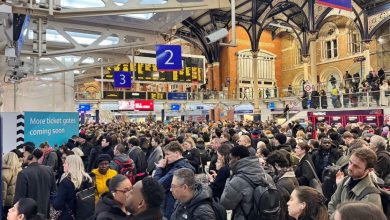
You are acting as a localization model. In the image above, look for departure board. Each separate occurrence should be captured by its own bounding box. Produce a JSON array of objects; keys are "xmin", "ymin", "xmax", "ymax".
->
[{"xmin": 106, "ymin": 52, "xmax": 205, "ymax": 84}]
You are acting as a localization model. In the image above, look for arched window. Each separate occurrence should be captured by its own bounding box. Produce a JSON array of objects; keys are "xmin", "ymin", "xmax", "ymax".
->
[{"xmin": 319, "ymin": 22, "xmax": 339, "ymax": 60}]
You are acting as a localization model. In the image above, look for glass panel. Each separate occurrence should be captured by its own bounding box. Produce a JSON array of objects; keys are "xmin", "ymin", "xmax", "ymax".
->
[
  {"xmin": 28, "ymin": 29, "xmax": 70, "ymax": 44},
  {"xmin": 140, "ymin": 0, "xmax": 167, "ymax": 4},
  {"xmin": 98, "ymin": 35, "xmax": 120, "ymax": 46},
  {"xmin": 61, "ymin": 0, "xmax": 105, "ymax": 8},
  {"xmin": 65, "ymin": 31, "xmax": 101, "ymax": 45},
  {"xmin": 119, "ymin": 13, "xmax": 155, "ymax": 20}
]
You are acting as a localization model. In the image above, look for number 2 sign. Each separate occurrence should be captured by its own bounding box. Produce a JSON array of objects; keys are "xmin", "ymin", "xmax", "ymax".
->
[
  {"xmin": 156, "ymin": 45, "xmax": 182, "ymax": 71},
  {"xmin": 113, "ymin": 71, "xmax": 132, "ymax": 88}
]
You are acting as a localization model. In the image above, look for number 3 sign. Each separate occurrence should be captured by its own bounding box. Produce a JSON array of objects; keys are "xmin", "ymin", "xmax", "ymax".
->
[
  {"xmin": 113, "ymin": 71, "xmax": 132, "ymax": 88},
  {"xmin": 156, "ymin": 45, "xmax": 182, "ymax": 71}
]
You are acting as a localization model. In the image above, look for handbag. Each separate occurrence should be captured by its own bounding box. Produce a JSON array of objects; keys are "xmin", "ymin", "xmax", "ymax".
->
[
  {"xmin": 49, "ymin": 206, "xmax": 62, "ymax": 220},
  {"xmin": 305, "ymin": 160, "xmax": 324, "ymax": 195},
  {"xmin": 385, "ymin": 90, "xmax": 390, "ymax": 97}
]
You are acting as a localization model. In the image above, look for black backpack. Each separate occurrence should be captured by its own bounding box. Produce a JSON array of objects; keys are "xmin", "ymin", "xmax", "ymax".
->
[
  {"xmin": 71, "ymin": 181, "xmax": 95, "ymax": 220},
  {"xmin": 239, "ymin": 174, "xmax": 281, "ymax": 220},
  {"xmin": 356, "ymin": 185, "xmax": 390, "ymax": 219},
  {"xmin": 321, "ymin": 162, "xmax": 349, "ymax": 202},
  {"xmin": 189, "ymin": 197, "xmax": 227, "ymax": 220}
]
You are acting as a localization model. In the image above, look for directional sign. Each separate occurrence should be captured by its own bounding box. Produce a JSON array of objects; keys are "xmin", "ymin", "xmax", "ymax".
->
[
  {"xmin": 156, "ymin": 45, "xmax": 182, "ymax": 71},
  {"xmin": 79, "ymin": 104, "xmax": 90, "ymax": 111},
  {"xmin": 317, "ymin": 0, "xmax": 352, "ymax": 11},
  {"xmin": 113, "ymin": 71, "xmax": 131, "ymax": 88}
]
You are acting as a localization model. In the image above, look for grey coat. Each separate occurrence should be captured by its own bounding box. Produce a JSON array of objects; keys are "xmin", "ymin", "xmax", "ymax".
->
[
  {"xmin": 170, "ymin": 184, "xmax": 216, "ymax": 220},
  {"xmin": 328, "ymin": 174, "xmax": 382, "ymax": 220},
  {"xmin": 220, "ymin": 156, "xmax": 268, "ymax": 220},
  {"xmin": 147, "ymin": 146, "xmax": 163, "ymax": 174}
]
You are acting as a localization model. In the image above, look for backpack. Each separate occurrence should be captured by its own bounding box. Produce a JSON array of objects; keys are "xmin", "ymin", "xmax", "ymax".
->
[
  {"xmin": 321, "ymin": 164, "xmax": 342, "ymax": 201},
  {"xmin": 189, "ymin": 197, "xmax": 227, "ymax": 220},
  {"xmin": 72, "ymin": 182, "xmax": 95, "ymax": 220},
  {"xmin": 239, "ymin": 174, "xmax": 281, "ymax": 220},
  {"xmin": 356, "ymin": 185, "xmax": 390, "ymax": 219},
  {"xmin": 114, "ymin": 159, "xmax": 136, "ymax": 182}
]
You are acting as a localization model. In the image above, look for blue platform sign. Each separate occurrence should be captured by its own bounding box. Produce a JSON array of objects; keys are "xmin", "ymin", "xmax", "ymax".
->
[
  {"xmin": 317, "ymin": 0, "xmax": 352, "ymax": 11},
  {"xmin": 171, "ymin": 104, "xmax": 180, "ymax": 111},
  {"xmin": 113, "ymin": 71, "xmax": 132, "ymax": 88},
  {"xmin": 168, "ymin": 92, "xmax": 187, "ymax": 100},
  {"xmin": 79, "ymin": 104, "xmax": 91, "ymax": 111},
  {"xmin": 24, "ymin": 112, "xmax": 79, "ymax": 147},
  {"xmin": 156, "ymin": 45, "xmax": 182, "ymax": 71}
]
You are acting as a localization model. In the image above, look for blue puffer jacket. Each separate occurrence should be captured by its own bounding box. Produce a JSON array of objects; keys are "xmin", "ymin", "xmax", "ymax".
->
[{"xmin": 153, "ymin": 158, "xmax": 195, "ymax": 220}]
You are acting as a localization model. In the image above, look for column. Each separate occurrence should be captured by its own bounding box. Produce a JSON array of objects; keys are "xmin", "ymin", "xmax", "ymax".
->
[
  {"xmin": 207, "ymin": 63, "xmax": 213, "ymax": 90},
  {"xmin": 303, "ymin": 56, "xmax": 310, "ymax": 81},
  {"xmin": 212, "ymin": 62, "xmax": 221, "ymax": 91},
  {"xmin": 252, "ymin": 51, "xmax": 260, "ymax": 121},
  {"xmin": 363, "ymin": 42, "xmax": 371, "ymax": 78},
  {"xmin": 310, "ymin": 40, "xmax": 317, "ymax": 84}
]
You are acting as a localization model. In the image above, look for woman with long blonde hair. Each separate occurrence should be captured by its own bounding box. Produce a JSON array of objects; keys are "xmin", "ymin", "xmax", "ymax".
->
[
  {"xmin": 52, "ymin": 155, "xmax": 94, "ymax": 219},
  {"xmin": 2, "ymin": 152, "xmax": 22, "ymax": 217}
]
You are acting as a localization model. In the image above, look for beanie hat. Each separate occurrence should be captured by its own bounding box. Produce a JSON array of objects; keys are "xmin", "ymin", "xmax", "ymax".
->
[
  {"xmin": 97, "ymin": 154, "xmax": 111, "ymax": 164},
  {"xmin": 230, "ymin": 146, "xmax": 250, "ymax": 159},
  {"xmin": 275, "ymin": 133, "xmax": 287, "ymax": 144}
]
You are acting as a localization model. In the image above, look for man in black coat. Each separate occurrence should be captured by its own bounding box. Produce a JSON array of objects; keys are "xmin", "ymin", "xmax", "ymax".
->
[
  {"xmin": 128, "ymin": 137, "xmax": 147, "ymax": 174},
  {"xmin": 311, "ymin": 138, "xmax": 341, "ymax": 181},
  {"xmin": 14, "ymin": 145, "xmax": 56, "ymax": 219},
  {"xmin": 126, "ymin": 177, "xmax": 164, "ymax": 220},
  {"xmin": 88, "ymin": 135, "xmax": 114, "ymax": 172}
]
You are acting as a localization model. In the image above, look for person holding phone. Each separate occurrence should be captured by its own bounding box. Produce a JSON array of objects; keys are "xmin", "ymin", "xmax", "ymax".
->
[{"xmin": 209, "ymin": 143, "xmax": 232, "ymax": 199}]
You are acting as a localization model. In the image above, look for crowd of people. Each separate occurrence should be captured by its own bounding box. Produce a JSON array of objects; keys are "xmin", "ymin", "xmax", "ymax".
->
[{"xmin": 2, "ymin": 119, "xmax": 390, "ymax": 220}]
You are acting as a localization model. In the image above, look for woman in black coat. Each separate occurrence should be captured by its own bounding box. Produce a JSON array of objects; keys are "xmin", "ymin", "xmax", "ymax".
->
[
  {"xmin": 209, "ymin": 143, "xmax": 232, "ymax": 199},
  {"xmin": 294, "ymin": 142, "xmax": 316, "ymax": 187},
  {"xmin": 182, "ymin": 139, "xmax": 201, "ymax": 173},
  {"xmin": 95, "ymin": 174, "xmax": 132, "ymax": 220},
  {"xmin": 53, "ymin": 155, "xmax": 94, "ymax": 220}
]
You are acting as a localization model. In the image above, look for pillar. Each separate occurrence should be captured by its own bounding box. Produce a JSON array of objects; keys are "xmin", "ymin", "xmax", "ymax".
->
[
  {"xmin": 251, "ymin": 51, "xmax": 260, "ymax": 122},
  {"xmin": 363, "ymin": 42, "xmax": 371, "ymax": 78},
  {"xmin": 211, "ymin": 62, "xmax": 221, "ymax": 91},
  {"xmin": 303, "ymin": 56, "xmax": 310, "ymax": 81},
  {"xmin": 310, "ymin": 40, "xmax": 317, "ymax": 84},
  {"xmin": 207, "ymin": 63, "xmax": 213, "ymax": 90}
]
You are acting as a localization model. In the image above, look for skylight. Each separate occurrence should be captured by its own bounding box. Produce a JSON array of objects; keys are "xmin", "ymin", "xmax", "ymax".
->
[
  {"xmin": 61, "ymin": 0, "xmax": 105, "ymax": 8},
  {"xmin": 119, "ymin": 13, "xmax": 156, "ymax": 20},
  {"xmin": 28, "ymin": 29, "xmax": 118, "ymax": 46},
  {"xmin": 140, "ymin": 0, "xmax": 167, "ymax": 4}
]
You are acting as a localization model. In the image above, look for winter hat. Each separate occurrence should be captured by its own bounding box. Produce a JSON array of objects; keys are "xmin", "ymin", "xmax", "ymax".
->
[
  {"xmin": 230, "ymin": 146, "xmax": 250, "ymax": 159},
  {"xmin": 97, "ymin": 154, "xmax": 111, "ymax": 164}
]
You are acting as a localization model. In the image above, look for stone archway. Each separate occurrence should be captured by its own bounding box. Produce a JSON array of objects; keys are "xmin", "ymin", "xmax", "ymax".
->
[{"xmin": 319, "ymin": 66, "xmax": 343, "ymax": 92}]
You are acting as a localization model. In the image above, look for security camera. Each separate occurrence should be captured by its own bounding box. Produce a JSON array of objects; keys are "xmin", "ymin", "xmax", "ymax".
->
[{"xmin": 205, "ymin": 28, "xmax": 229, "ymax": 44}]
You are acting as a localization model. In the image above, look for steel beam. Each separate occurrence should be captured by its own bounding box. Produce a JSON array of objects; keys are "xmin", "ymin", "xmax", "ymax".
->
[{"xmin": 10, "ymin": 0, "xmax": 230, "ymax": 18}]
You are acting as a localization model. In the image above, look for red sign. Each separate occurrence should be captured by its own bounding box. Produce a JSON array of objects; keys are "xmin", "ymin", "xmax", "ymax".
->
[{"xmin": 134, "ymin": 100, "xmax": 154, "ymax": 111}]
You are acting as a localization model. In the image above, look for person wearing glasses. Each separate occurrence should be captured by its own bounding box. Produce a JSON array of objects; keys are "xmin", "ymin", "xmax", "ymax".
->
[
  {"xmin": 91, "ymin": 154, "xmax": 118, "ymax": 202},
  {"xmin": 52, "ymin": 155, "xmax": 93, "ymax": 220},
  {"xmin": 95, "ymin": 174, "xmax": 132, "ymax": 220}
]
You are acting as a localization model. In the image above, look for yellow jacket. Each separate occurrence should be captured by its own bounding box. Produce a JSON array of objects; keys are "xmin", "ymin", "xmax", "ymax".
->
[{"xmin": 91, "ymin": 168, "xmax": 117, "ymax": 203}]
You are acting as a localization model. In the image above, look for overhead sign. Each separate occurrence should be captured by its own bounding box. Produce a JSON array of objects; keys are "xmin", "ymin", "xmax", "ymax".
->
[
  {"xmin": 134, "ymin": 100, "xmax": 154, "ymax": 111},
  {"xmin": 24, "ymin": 112, "xmax": 79, "ymax": 147},
  {"xmin": 103, "ymin": 91, "xmax": 124, "ymax": 99},
  {"xmin": 168, "ymin": 92, "xmax": 188, "ymax": 100},
  {"xmin": 317, "ymin": 0, "xmax": 352, "ymax": 11},
  {"xmin": 113, "ymin": 71, "xmax": 132, "ymax": 88},
  {"xmin": 79, "ymin": 104, "xmax": 91, "ymax": 111},
  {"xmin": 106, "ymin": 50, "xmax": 205, "ymax": 84},
  {"xmin": 171, "ymin": 104, "xmax": 180, "ymax": 111},
  {"xmin": 156, "ymin": 44, "xmax": 182, "ymax": 71},
  {"xmin": 147, "ymin": 92, "xmax": 167, "ymax": 100},
  {"xmin": 125, "ymin": 92, "xmax": 147, "ymax": 99}
]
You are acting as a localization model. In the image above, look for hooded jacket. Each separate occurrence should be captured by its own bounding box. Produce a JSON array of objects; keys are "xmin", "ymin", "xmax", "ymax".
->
[
  {"xmin": 170, "ymin": 184, "xmax": 216, "ymax": 220},
  {"xmin": 153, "ymin": 158, "xmax": 195, "ymax": 220},
  {"xmin": 95, "ymin": 192, "xmax": 129, "ymax": 220},
  {"xmin": 91, "ymin": 168, "xmax": 118, "ymax": 202},
  {"xmin": 220, "ymin": 156, "xmax": 269, "ymax": 220},
  {"xmin": 2, "ymin": 165, "xmax": 20, "ymax": 207}
]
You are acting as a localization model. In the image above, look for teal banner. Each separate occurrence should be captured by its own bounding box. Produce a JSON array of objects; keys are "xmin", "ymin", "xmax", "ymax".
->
[{"xmin": 24, "ymin": 112, "xmax": 79, "ymax": 147}]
